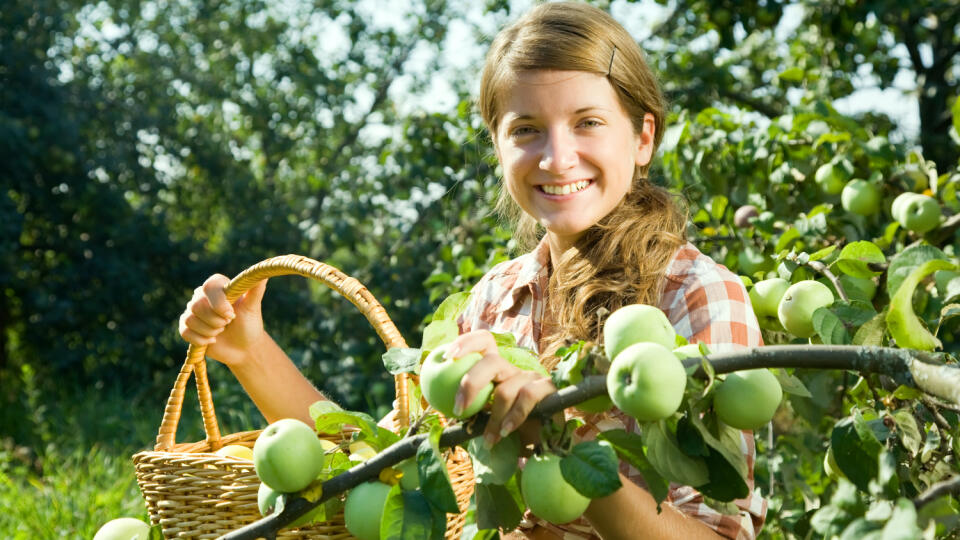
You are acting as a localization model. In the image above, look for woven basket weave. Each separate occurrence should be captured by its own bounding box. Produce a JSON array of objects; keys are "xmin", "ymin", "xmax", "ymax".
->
[{"xmin": 133, "ymin": 255, "xmax": 475, "ymax": 539}]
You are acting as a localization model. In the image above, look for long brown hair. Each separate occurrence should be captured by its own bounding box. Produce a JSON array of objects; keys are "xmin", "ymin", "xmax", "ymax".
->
[{"xmin": 478, "ymin": 2, "xmax": 688, "ymax": 362}]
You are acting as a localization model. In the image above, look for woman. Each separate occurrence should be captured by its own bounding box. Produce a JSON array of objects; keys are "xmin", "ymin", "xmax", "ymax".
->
[{"xmin": 179, "ymin": 3, "xmax": 766, "ymax": 538}]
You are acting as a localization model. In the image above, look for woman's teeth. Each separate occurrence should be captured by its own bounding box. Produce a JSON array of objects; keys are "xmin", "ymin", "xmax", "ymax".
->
[{"xmin": 540, "ymin": 180, "xmax": 591, "ymax": 195}]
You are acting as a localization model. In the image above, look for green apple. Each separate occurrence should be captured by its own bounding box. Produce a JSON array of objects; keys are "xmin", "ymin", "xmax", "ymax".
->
[
  {"xmin": 738, "ymin": 246, "xmax": 771, "ymax": 276},
  {"xmin": 467, "ymin": 432, "xmax": 521, "ymax": 485},
  {"xmin": 891, "ymin": 192, "xmax": 922, "ymax": 223},
  {"xmin": 419, "ymin": 343, "xmax": 492, "ymax": 418},
  {"xmin": 258, "ymin": 482, "xmax": 324, "ymax": 527},
  {"xmin": 396, "ymin": 457, "xmax": 420, "ymax": 490},
  {"xmin": 840, "ymin": 179, "xmax": 881, "ymax": 216},
  {"xmin": 344, "ymin": 481, "xmax": 392, "ymax": 540},
  {"xmin": 521, "ymin": 453, "xmax": 591, "ymax": 524},
  {"xmin": 603, "ymin": 304, "xmax": 677, "ymax": 361},
  {"xmin": 733, "ymin": 205, "xmax": 759, "ymax": 227},
  {"xmin": 749, "ymin": 278, "xmax": 791, "ymax": 330},
  {"xmin": 823, "ymin": 446, "xmax": 845, "ymax": 480},
  {"xmin": 673, "ymin": 343, "xmax": 709, "ymax": 360},
  {"xmin": 897, "ymin": 194, "xmax": 941, "ymax": 233},
  {"xmin": 93, "ymin": 517, "xmax": 152, "ymax": 540},
  {"xmin": 713, "ymin": 369, "xmax": 783, "ymax": 430},
  {"xmin": 777, "ymin": 280, "xmax": 834, "ymax": 338},
  {"xmin": 814, "ymin": 159, "xmax": 852, "ymax": 195},
  {"xmin": 253, "ymin": 418, "xmax": 326, "ymax": 493},
  {"xmin": 606, "ymin": 342, "xmax": 687, "ymax": 422}
]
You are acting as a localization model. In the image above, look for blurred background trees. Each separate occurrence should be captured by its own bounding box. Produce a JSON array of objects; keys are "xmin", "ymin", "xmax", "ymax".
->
[{"xmin": 2, "ymin": 0, "xmax": 957, "ymax": 476}]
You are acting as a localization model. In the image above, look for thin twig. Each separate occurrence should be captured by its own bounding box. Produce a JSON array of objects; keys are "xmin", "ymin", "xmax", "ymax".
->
[{"xmin": 807, "ymin": 260, "xmax": 850, "ymax": 302}]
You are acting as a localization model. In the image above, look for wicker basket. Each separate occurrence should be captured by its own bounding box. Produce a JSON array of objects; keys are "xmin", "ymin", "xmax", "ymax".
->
[{"xmin": 133, "ymin": 254, "xmax": 475, "ymax": 539}]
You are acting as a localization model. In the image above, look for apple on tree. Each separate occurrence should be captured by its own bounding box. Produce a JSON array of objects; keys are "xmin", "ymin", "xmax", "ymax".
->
[
  {"xmin": 253, "ymin": 418, "xmax": 327, "ymax": 493},
  {"xmin": 777, "ymin": 280, "xmax": 835, "ymax": 338},
  {"xmin": 521, "ymin": 452, "xmax": 592, "ymax": 524},
  {"xmin": 749, "ymin": 278, "xmax": 791, "ymax": 331},
  {"xmin": 258, "ymin": 481, "xmax": 325, "ymax": 527},
  {"xmin": 713, "ymin": 369, "xmax": 783, "ymax": 430},
  {"xmin": 344, "ymin": 480, "xmax": 393, "ymax": 540},
  {"xmin": 814, "ymin": 159, "xmax": 853, "ymax": 195},
  {"xmin": 419, "ymin": 343, "xmax": 493, "ymax": 419},
  {"xmin": 840, "ymin": 179, "xmax": 881, "ymax": 216},
  {"xmin": 93, "ymin": 517, "xmax": 152, "ymax": 540},
  {"xmin": 606, "ymin": 342, "xmax": 687, "ymax": 423},
  {"xmin": 603, "ymin": 303, "xmax": 677, "ymax": 361},
  {"xmin": 738, "ymin": 246, "xmax": 771, "ymax": 277},
  {"xmin": 895, "ymin": 193, "xmax": 941, "ymax": 233}
]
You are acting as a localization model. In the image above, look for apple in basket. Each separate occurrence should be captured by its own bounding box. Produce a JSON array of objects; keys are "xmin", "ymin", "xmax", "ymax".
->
[
  {"xmin": 253, "ymin": 418, "xmax": 327, "ymax": 493},
  {"xmin": 93, "ymin": 517, "xmax": 152, "ymax": 540}
]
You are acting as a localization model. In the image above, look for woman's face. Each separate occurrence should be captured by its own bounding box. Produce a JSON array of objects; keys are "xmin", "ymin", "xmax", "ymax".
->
[{"xmin": 494, "ymin": 70, "xmax": 655, "ymax": 248}]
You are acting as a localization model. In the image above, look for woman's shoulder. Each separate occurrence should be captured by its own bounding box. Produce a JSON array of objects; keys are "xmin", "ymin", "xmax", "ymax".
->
[{"xmin": 662, "ymin": 242, "xmax": 741, "ymax": 289}]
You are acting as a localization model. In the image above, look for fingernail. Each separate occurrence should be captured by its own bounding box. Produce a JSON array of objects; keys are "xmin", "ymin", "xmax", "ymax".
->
[
  {"xmin": 483, "ymin": 433, "xmax": 495, "ymax": 450},
  {"xmin": 452, "ymin": 394, "xmax": 464, "ymax": 417},
  {"xmin": 500, "ymin": 421, "xmax": 514, "ymax": 438}
]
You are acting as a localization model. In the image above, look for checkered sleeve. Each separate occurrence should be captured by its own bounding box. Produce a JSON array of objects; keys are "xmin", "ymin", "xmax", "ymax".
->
[{"xmin": 655, "ymin": 243, "xmax": 767, "ymax": 538}]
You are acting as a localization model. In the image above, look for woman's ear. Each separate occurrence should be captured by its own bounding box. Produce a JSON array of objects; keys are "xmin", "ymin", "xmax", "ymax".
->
[{"xmin": 634, "ymin": 113, "xmax": 656, "ymax": 168}]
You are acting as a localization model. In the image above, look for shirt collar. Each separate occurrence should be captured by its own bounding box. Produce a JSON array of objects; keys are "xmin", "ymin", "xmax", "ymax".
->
[{"xmin": 497, "ymin": 236, "xmax": 552, "ymax": 313}]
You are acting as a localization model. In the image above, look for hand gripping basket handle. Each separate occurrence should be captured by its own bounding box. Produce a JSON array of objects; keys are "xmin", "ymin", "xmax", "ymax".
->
[{"xmin": 154, "ymin": 254, "xmax": 410, "ymax": 451}]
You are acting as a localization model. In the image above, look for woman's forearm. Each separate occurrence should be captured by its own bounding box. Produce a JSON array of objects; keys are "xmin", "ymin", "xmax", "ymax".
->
[
  {"xmin": 228, "ymin": 332, "xmax": 326, "ymax": 425},
  {"xmin": 583, "ymin": 473, "xmax": 723, "ymax": 540}
]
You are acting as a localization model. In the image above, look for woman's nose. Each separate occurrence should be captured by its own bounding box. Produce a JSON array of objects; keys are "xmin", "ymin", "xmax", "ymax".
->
[{"xmin": 538, "ymin": 130, "xmax": 578, "ymax": 172}]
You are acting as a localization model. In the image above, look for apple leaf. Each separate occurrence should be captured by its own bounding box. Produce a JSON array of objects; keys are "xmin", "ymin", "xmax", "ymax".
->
[
  {"xmin": 886, "ymin": 258, "xmax": 956, "ymax": 350},
  {"xmin": 490, "ymin": 331, "xmax": 517, "ymax": 348},
  {"xmin": 380, "ymin": 484, "xmax": 443, "ymax": 540},
  {"xmin": 475, "ymin": 480, "xmax": 523, "ymax": 531},
  {"xmin": 596, "ymin": 429, "xmax": 670, "ymax": 506},
  {"xmin": 675, "ymin": 412, "xmax": 747, "ymax": 502},
  {"xmin": 499, "ymin": 346, "xmax": 548, "ymax": 376},
  {"xmin": 686, "ymin": 408, "xmax": 749, "ymax": 481},
  {"xmin": 383, "ymin": 347, "xmax": 422, "ymax": 375},
  {"xmin": 642, "ymin": 420, "xmax": 710, "ymax": 488},
  {"xmin": 560, "ymin": 440, "xmax": 622, "ymax": 499},
  {"xmin": 772, "ymin": 368, "xmax": 811, "ymax": 398},
  {"xmin": 852, "ymin": 308, "xmax": 887, "ymax": 347},
  {"xmin": 421, "ymin": 319, "xmax": 458, "ymax": 351},
  {"xmin": 886, "ymin": 244, "xmax": 950, "ymax": 298},
  {"xmin": 809, "ymin": 245, "xmax": 837, "ymax": 262},
  {"xmin": 467, "ymin": 433, "xmax": 519, "ymax": 485},
  {"xmin": 812, "ymin": 300, "xmax": 877, "ymax": 345},
  {"xmin": 416, "ymin": 424, "xmax": 459, "ymax": 514},
  {"xmin": 936, "ymin": 304, "xmax": 960, "ymax": 337},
  {"xmin": 882, "ymin": 498, "xmax": 923, "ymax": 539},
  {"xmin": 890, "ymin": 408, "xmax": 922, "ymax": 457},
  {"xmin": 432, "ymin": 291, "xmax": 472, "ymax": 322},
  {"xmin": 835, "ymin": 241, "xmax": 885, "ymax": 278},
  {"xmin": 953, "ymin": 89, "xmax": 960, "ymax": 138},
  {"xmin": 831, "ymin": 416, "xmax": 879, "ymax": 492}
]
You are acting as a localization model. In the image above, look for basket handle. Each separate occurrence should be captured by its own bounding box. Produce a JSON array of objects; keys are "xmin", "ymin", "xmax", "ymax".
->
[{"xmin": 154, "ymin": 254, "xmax": 411, "ymax": 451}]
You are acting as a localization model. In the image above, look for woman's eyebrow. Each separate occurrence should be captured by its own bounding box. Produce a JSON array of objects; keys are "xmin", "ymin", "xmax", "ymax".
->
[{"xmin": 506, "ymin": 106, "xmax": 609, "ymax": 121}]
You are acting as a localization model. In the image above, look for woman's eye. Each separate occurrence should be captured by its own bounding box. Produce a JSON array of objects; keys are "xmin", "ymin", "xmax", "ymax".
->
[
  {"xmin": 510, "ymin": 126, "xmax": 537, "ymax": 137},
  {"xmin": 580, "ymin": 118, "xmax": 602, "ymax": 128}
]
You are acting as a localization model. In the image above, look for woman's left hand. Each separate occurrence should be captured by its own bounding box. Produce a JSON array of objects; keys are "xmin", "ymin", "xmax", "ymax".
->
[{"xmin": 447, "ymin": 330, "xmax": 557, "ymax": 448}]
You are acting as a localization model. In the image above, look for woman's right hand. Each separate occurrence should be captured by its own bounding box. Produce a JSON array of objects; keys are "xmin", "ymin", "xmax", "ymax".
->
[{"xmin": 178, "ymin": 274, "xmax": 269, "ymax": 367}]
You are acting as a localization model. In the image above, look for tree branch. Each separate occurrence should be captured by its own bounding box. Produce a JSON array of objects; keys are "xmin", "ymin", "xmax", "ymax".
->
[
  {"xmin": 914, "ymin": 475, "xmax": 960, "ymax": 508},
  {"xmin": 219, "ymin": 345, "xmax": 958, "ymax": 540}
]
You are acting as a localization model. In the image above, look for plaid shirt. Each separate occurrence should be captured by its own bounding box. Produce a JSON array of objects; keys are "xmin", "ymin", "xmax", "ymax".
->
[{"xmin": 457, "ymin": 238, "xmax": 768, "ymax": 539}]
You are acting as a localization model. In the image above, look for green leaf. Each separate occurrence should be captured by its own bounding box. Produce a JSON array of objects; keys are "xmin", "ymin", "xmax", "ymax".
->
[
  {"xmin": 474, "ymin": 479, "xmax": 524, "ymax": 531},
  {"xmin": 810, "ymin": 245, "xmax": 838, "ymax": 262},
  {"xmin": 643, "ymin": 420, "xmax": 710, "ymax": 487},
  {"xmin": 708, "ymin": 195, "xmax": 728, "ymax": 221},
  {"xmin": 383, "ymin": 347, "xmax": 422, "ymax": 375},
  {"xmin": 432, "ymin": 291, "xmax": 472, "ymax": 322},
  {"xmin": 467, "ymin": 434, "xmax": 519, "ymax": 485},
  {"xmin": 381, "ymin": 484, "xmax": 442, "ymax": 540},
  {"xmin": 887, "ymin": 258, "xmax": 956, "ymax": 350},
  {"xmin": 831, "ymin": 416, "xmax": 879, "ymax": 492},
  {"xmin": 953, "ymin": 89, "xmax": 960, "ymax": 138},
  {"xmin": 417, "ymin": 423, "xmax": 459, "ymax": 514},
  {"xmin": 891, "ymin": 385, "xmax": 922, "ymax": 400},
  {"xmin": 499, "ymin": 346, "xmax": 548, "ymax": 376},
  {"xmin": 775, "ymin": 227, "xmax": 803, "ymax": 252},
  {"xmin": 559, "ymin": 440, "xmax": 622, "ymax": 499},
  {"xmin": 852, "ymin": 308, "xmax": 887, "ymax": 347},
  {"xmin": 310, "ymin": 403, "xmax": 381, "ymax": 443},
  {"xmin": 421, "ymin": 319, "xmax": 459, "ymax": 351},
  {"xmin": 685, "ymin": 408, "xmax": 749, "ymax": 481},
  {"xmin": 813, "ymin": 300, "xmax": 878, "ymax": 345},
  {"xmin": 596, "ymin": 429, "xmax": 670, "ymax": 505},
  {"xmin": 490, "ymin": 332, "xmax": 517, "ymax": 348},
  {"xmin": 890, "ymin": 409, "xmax": 922, "ymax": 457},
  {"xmin": 835, "ymin": 241, "xmax": 885, "ymax": 278},
  {"xmin": 772, "ymin": 368, "xmax": 812, "ymax": 398},
  {"xmin": 887, "ymin": 245, "xmax": 950, "ymax": 298},
  {"xmin": 778, "ymin": 66, "xmax": 805, "ymax": 82},
  {"xmin": 881, "ymin": 498, "xmax": 922, "ymax": 540}
]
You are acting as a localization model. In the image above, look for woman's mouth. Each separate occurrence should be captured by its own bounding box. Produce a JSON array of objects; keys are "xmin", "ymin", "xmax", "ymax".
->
[{"xmin": 538, "ymin": 179, "xmax": 593, "ymax": 196}]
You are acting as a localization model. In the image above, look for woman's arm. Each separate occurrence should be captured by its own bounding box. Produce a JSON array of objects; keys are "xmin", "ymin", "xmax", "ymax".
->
[{"xmin": 584, "ymin": 473, "xmax": 722, "ymax": 540}]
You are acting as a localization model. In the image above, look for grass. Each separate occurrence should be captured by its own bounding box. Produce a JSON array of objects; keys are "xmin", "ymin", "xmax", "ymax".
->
[{"xmin": 0, "ymin": 363, "xmax": 266, "ymax": 539}]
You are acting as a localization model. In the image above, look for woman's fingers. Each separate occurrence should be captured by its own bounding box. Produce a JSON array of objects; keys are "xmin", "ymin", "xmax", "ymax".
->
[
  {"xmin": 451, "ymin": 331, "xmax": 515, "ymax": 416},
  {"xmin": 201, "ymin": 274, "xmax": 235, "ymax": 319},
  {"xmin": 484, "ymin": 371, "xmax": 555, "ymax": 446}
]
